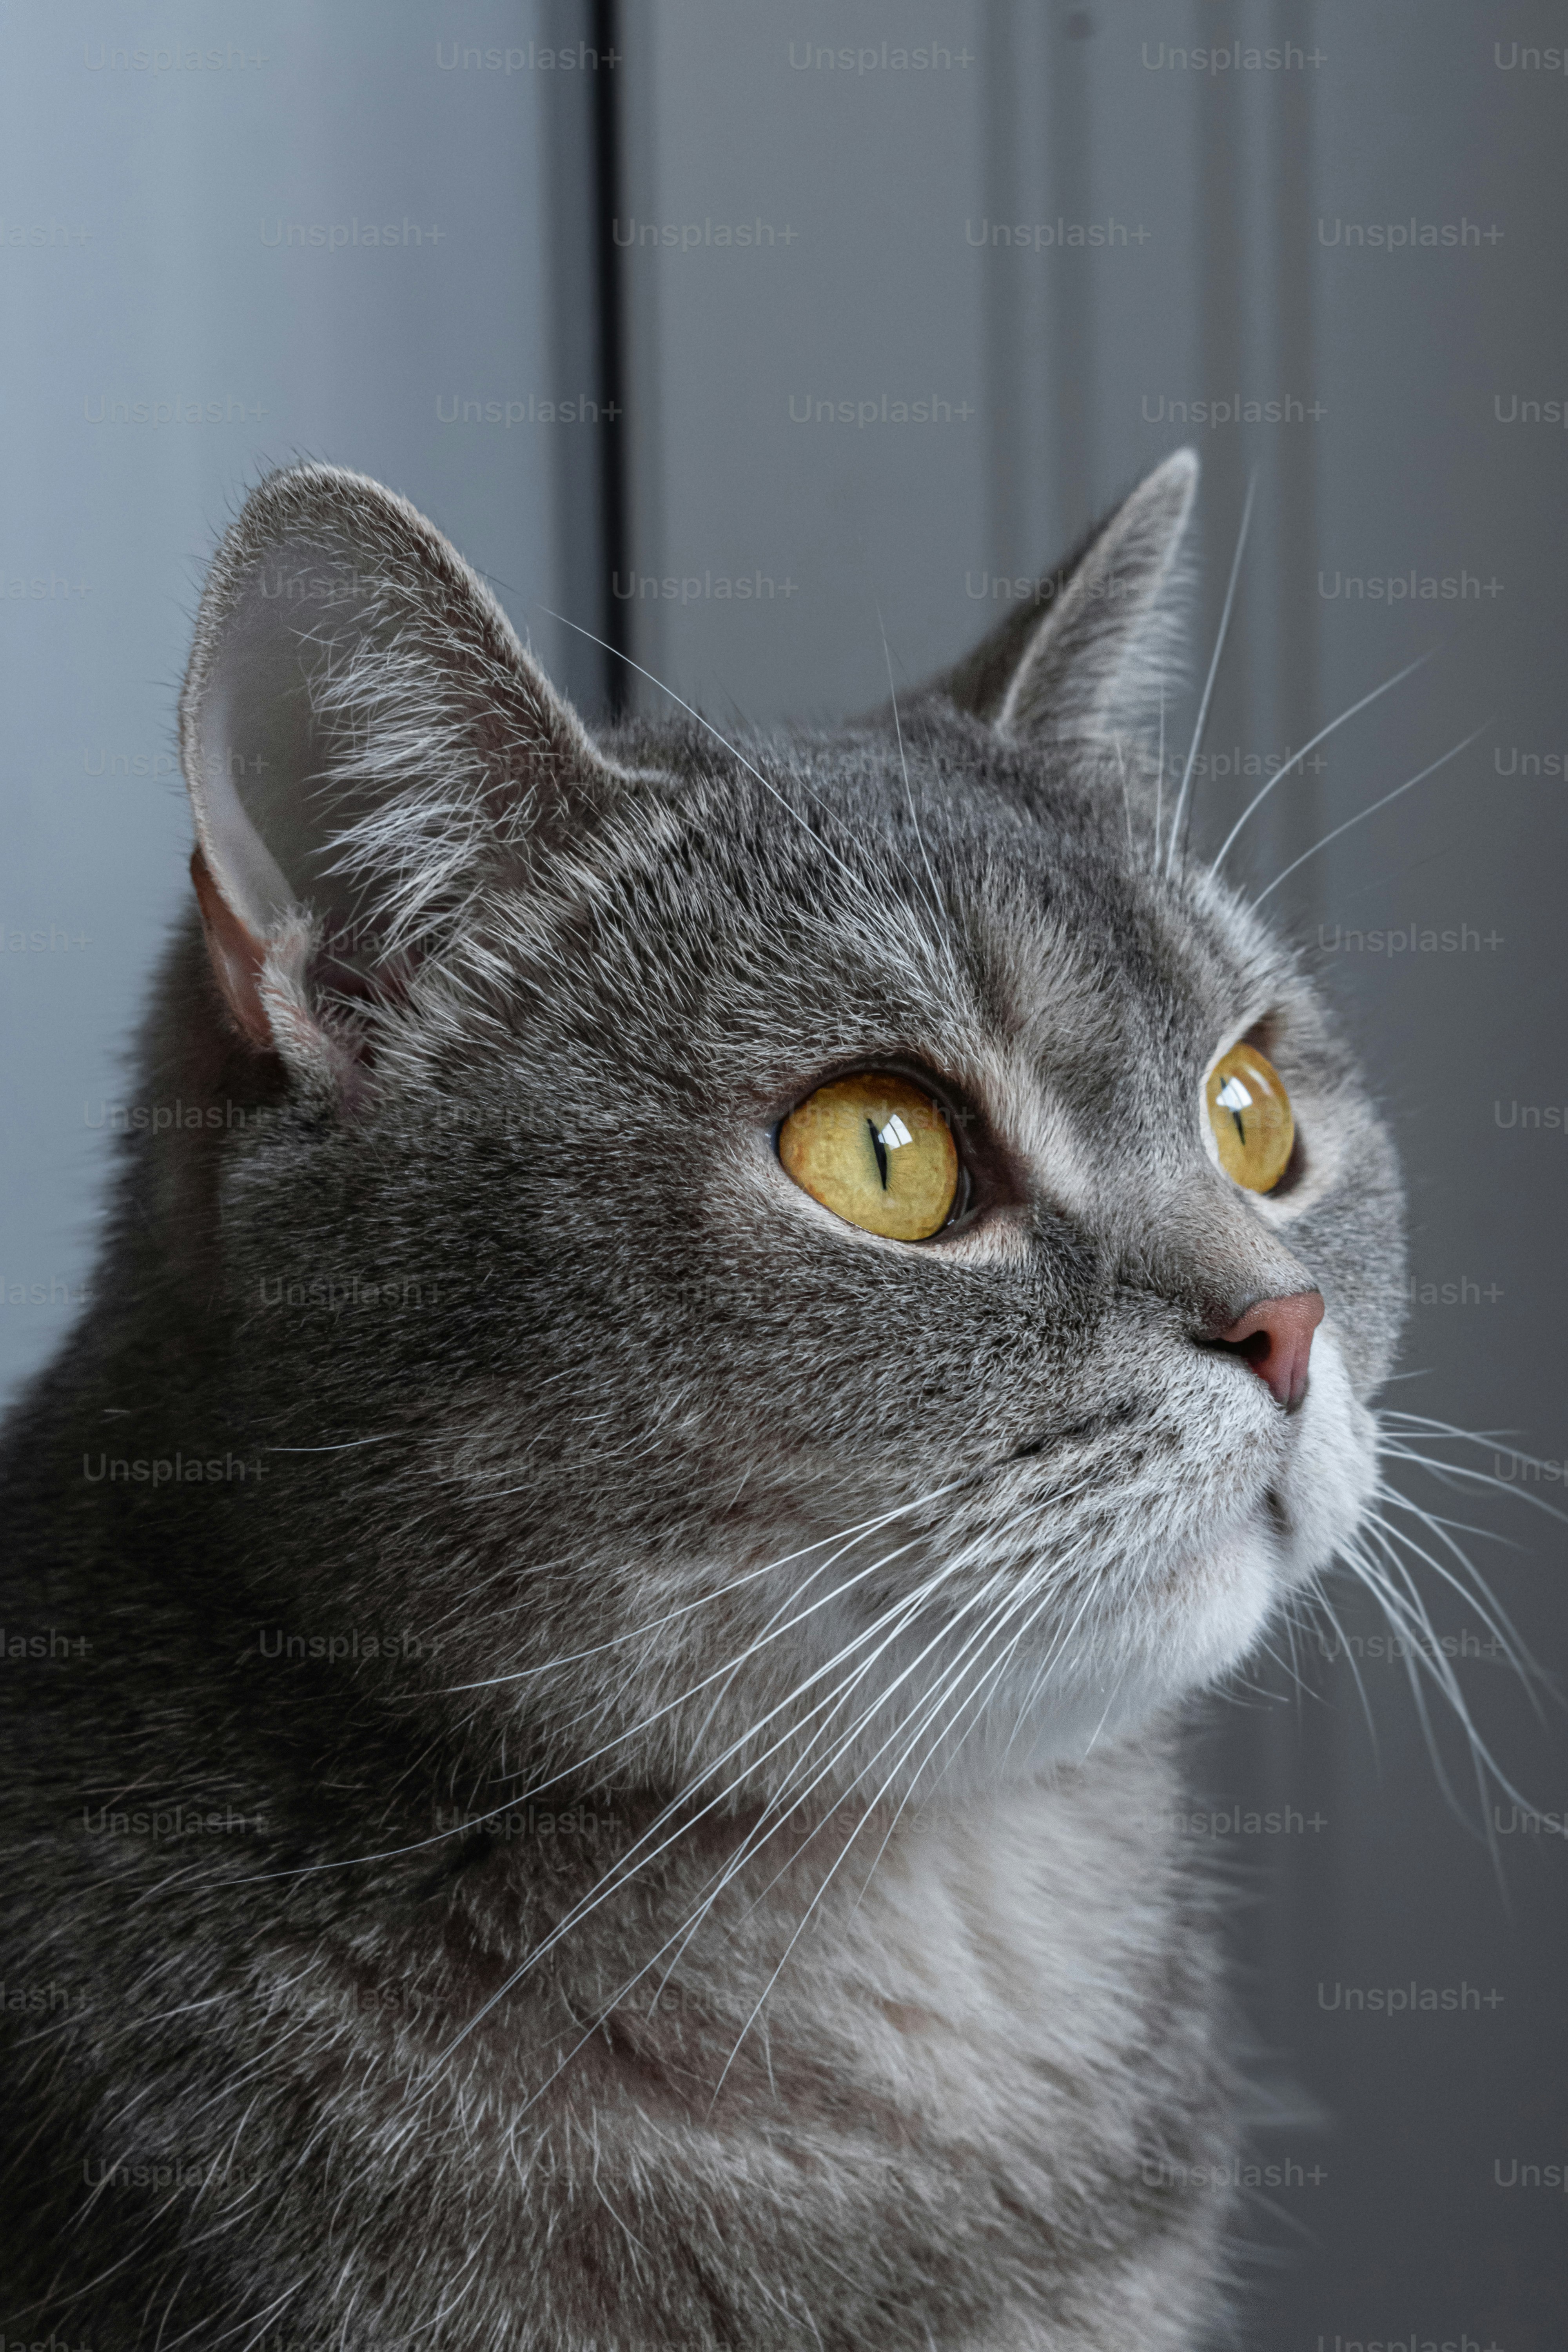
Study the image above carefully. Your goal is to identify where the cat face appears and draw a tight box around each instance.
[178,453,1403,1806]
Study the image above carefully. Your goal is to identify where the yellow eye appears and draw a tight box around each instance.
[778,1073,960,1241]
[1205,1042,1295,1193]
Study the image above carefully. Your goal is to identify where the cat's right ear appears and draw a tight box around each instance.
[179,463,628,1093]
[934,448,1198,755]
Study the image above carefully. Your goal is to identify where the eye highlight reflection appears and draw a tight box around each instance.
[1205,1042,1295,1193]
[779,1073,959,1240]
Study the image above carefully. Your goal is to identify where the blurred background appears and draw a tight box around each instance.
[3,1,1564,2339]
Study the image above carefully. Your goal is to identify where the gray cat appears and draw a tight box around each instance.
[0,450,1403,2349]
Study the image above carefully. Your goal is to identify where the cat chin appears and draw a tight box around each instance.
[934,1332,1380,1782]
[1264,1328,1381,1588]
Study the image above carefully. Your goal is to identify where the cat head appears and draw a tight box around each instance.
[173,453,1403,1806]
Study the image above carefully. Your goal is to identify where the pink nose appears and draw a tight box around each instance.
[1218,1290,1325,1410]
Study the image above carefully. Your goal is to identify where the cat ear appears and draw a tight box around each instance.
[178,462,626,1085]
[936,448,1198,752]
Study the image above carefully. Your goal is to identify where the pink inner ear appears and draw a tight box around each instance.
[190,846,274,1049]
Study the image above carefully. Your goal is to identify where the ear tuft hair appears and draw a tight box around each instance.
[178,463,628,1076]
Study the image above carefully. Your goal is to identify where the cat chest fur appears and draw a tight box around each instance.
[349,1737,1235,2346]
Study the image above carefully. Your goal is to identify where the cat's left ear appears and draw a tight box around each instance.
[179,463,629,1089]
[935,448,1198,751]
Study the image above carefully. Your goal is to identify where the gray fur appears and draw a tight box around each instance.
[0,454,1403,2348]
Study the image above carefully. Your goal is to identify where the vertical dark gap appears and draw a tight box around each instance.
[1047,5,1095,521]
[1271,0,1320,881]
[981,1,1020,582]
[1195,0,1247,716]
[591,0,631,718]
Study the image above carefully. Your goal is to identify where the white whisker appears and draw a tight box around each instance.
[1206,652,1430,878]
[1113,733,1135,852]
[704,1572,1051,2104]
[1307,1582,1382,1766]
[1252,726,1488,907]
[1153,684,1165,868]
[456,1534,1045,2100]
[488,1484,1085,2096]
[1377,1418,1568,1526]
[542,605,919,919]
[443,1480,967,1693]
[432,1529,1016,2055]
[652,1497,1097,1990]
[1165,471,1256,878]
[1344,1523,1537,1834]
[1366,1495,1545,1709]
[234,1484,972,1884]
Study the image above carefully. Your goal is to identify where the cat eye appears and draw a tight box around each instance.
[1205,1042,1295,1194]
[778,1073,960,1240]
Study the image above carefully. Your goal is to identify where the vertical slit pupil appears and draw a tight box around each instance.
[867,1119,890,1189]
